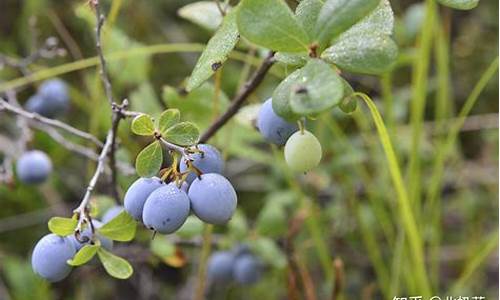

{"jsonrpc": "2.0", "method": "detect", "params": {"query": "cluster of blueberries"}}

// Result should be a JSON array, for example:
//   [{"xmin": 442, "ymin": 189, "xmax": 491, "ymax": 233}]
[
  {"xmin": 257, "ymin": 98, "xmax": 322, "ymax": 173},
  {"xmin": 124, "ymin": 144, "xmax": 237, "ymax": 234},
  {"xmin": 207, "ymin": 245, "xmax": 262, "ymax": 286},
  {"xmin": 14, "ymin": 79, "xmax": 70, "ymax": 185},
  {"xmin": 31, "ymin": 217, "xmax": 115, "ymax": 282}
]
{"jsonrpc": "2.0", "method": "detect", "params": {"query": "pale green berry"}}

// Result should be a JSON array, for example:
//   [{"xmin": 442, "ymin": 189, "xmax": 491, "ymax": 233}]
[{"xmin": 284, "ymin": 130, "xmax": 322, "ymax": 173}]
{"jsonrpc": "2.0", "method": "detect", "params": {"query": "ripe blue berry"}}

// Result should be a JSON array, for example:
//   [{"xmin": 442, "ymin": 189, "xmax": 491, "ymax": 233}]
[
  {"xmin": 16, "ymin": 150, "xmax": 53, "ymax": 184},
  {"xmin": 234, "ymin": 254, "xmax": 261, "ymax": 284},
  {"xmin": 142, "ymin": 183, "xmax": 190, "ymax": 234},
  {"xmin": 257, "ymin": 98, "xmax": 298, "ymax": 146},
  {"xmin": 69, "ymin": 220, "xmax": 113, "ymax": 251},
  {"xmin": 25, "ymin": 79, "xmax": 69, "ymax": 118},
  {"xmin": 124, "ymin": 177, "xmax": 163, "ymax": 221},
  {"xmin": 31, "ymin": 234, "xmax": 76, "ymax": 282},
  {"xmin": 207, "ymin": 251, "xmax": 236, "ymax": 284},
  {"xmin": 179, "ymin": 144, "xmax": 224, "ymax": 184},
  {"xmin": 102, "ymin": 205, "xmax": 124, "ymax": 223},
  {"xmin": 188, "ymin": 173, "xmax": 237, "ymax": 225}
]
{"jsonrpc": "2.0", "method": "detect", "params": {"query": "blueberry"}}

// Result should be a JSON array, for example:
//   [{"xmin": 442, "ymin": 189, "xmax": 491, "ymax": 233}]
[
  {"xmin": 16, "ymin": 150, "xmax": 53, "ymax": 184},
  {"xmin": 142, "ymin": 183, "xmax": 190, "ymax": 234},
  {"xmin": 68, "ymin": 220, "xmax": 113, "ymax": 251},
  {"xmin": 124, "ymin": 177, "xmax": 163, "ymax": 221},
  {"xmin": 179, "ymin": 144, "xmax": 224, "ymax": 184},
  {"xmin": 188, "ymin": 173, "xmax": 237, "ymax": 225},
  {"xmin": 31, "ymin": 234, "xmax": 76, "ymax": 282},
  {"xmin": 257, "ymin": 98, "xmax": 298, "ymax": 146},
  {"xmin": 234, "ymin": 254, "xmax": 261, "ymax": 284},
  {"xmin": 25, "ymin": 79, "xmax": 69, "ymax": 118},
  {"xmin": 102, "ymin": 205, "xmax": 124, "ymax": 223},
  {"xmin": 207, "ymin": 251, "xmax": 236, "ymax": 284}
]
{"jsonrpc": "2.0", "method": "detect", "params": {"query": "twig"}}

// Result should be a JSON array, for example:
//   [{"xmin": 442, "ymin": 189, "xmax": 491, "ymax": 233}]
[
  {"xmin": 0, "ymin": 98, "xmax": 103, "ymax": 147},
  {"xmin": 199, "ymin": 51, "xmax": 275, "ymax": 142},
  {"xmin": 73, "ymin": 130, "xmax": 113, "ymax": 231}
]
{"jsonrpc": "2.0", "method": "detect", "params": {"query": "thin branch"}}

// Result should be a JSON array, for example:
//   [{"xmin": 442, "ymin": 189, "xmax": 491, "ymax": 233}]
[
  {"xmin": 199, "ymin": 51, "xmax": 275, "ymax": 143},
  {"xmin": 94, "ymin": 3, "xmax": 115, "ymax": 106},
  {"xmin": 0, "ymin": 98, "xmax": 103, "ymax": 147},
  {"xmin": 73, "ymin": 130, "xmax": 113, "ymax": 230}
]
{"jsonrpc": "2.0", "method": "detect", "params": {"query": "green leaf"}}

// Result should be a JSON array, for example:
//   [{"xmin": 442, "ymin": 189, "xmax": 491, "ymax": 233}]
[
  {"xmin": 295, "ymin": 0, "xmax": 323, "ymax": 39},
  {"xmin": 436, "ymin": 0, "xmax": 479, "ymax": 10},
  {"xmin": 150, "ymin": 238, "xmax": 175, "ymax": 258},
  {"xmin": 158, "ymin": 109, "xmax": 180, "ymax": 135},
  {"xmin": 322, "ymin": 0, "xmax": 397, "ymax": 75},
  {"xmin": 314, "ymin": 0, "xmax": 380, "ymax": 47},
  {"xmin": 178, "ymin": 1, "xmax": 227, "ymax": 31},
  {"xmin": 272, "ymin": 72, "xmax": 304, "ymax": 122},
  {"xmin": 97, "ymin": 211, "xmax": 137, "ymax": 242},
  {"xmin": 97, "ymin": 248, "xmax": 133, "ymax": 279},
  {"xmin": 186, "ymin": 9, "xmax": 239, "ymax": 92},
  {"xmin": 274, "ymin": 59, "xmax": 343, "ymax": 117},
  {"xmin": 237, "ymin": 0, "xmax": 310, "ymax": 52},
  {"xmin": 163, "ymin": 122, "xmax": 200, "ymax": 146},
  {"xmin": 322, "ymin": 33, "xmax": 398, "ymax": 74},
  {"xmin": 275, "ymin": 52, "xmax": 308, "ymax": 67},
  {"xmin": 135, "ymin": 141, "xmax": 163, "ymax": 177},
  {"xmin": 67, "ymin": 244, "xmax": 99, "ymax": 266},
  {"xmin": 252, "ymin": 237, "xmax": 287, "ymax": 269},
  {"xmin": 48, "ymin": 217, "xmax": 77, "ymax": 236},
  {"xmin": 131, "ymin": 114, "xmax": 155, "ymax": 136}
]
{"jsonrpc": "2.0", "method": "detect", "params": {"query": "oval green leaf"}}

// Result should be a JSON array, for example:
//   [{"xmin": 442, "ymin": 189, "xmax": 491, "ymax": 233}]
[
  {"xmin": 237, "ymin": 0, "xmax": 310, "ymax": 52},
  {"xmin": 48, "ymin": 217, "xmax": 77, "ymax": 236},
  {"xmin": 163, "ymin": 122, "xmax": 200, "ymax": 146},
  {"xmin": 67, "ymin": 244, "xmax": 99, "ymax": 266},
  {"xmin": 158, "ymin": 109, "xmax": 180, "ymax": 135},
  {"xmin": 322, "ymin": 33, "xmax": 398, "ymax": 75},
  {"xmin": 186, "ymin": 9, "xmax": 239, "ymax": 92},
  {"xmin": 131, "ymin": 114, "xmax": 155, "ymax": 136},
  {"xmin": 97, "ymin": 248, "xmax": 133, "ymax": 279},
  {"xmin": 97, "ymin": 211, "xmax": 137, "ymax": 242},
  {"xmin": 314, "ymin": 0, "xmax": 380, "ymax": 47},
  {"xmin": 135, "ymin": 141, "xmax": 163, "ymax": 178}
]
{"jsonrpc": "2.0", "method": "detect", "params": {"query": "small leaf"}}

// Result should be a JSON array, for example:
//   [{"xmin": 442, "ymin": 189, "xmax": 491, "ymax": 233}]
[
  {"xmin": 339, "ymin": 79, "xmax": 358, "ymax": 114},
  {"xmin": 272, "ymin": 72, "xmax": 304, "ymax": 122},
  {"xmin": 176, "ymin": 216, "xmax": 204, "ymax": 239},
  {"xmin": 67, "ymin": 244, "xmax": 99, "ymax": 266},
  {"xmin": 97, "ymin": 248, "xmax": 133, "ymax": 279},
  {"xmin": 48, "ymin": 217, "xmax": 77, "ymax": 236},
  {"xmin": 273, "ymin": 59, "xmax": 343, "ymax": 118},
  {"xmin": 158, "ymin": 109, "xmax": 180, "ymax": 134},
  {"xmin": 436, "ymin": 0, "xmax": 479, "ymax": 10},
  {"xmin": 178, "ymin": 1, "xmax": 227, "ymax": 31},
  {"xmin": 237, "ymin": 0, "xmax": 310, "ymax": 52},
  {"xmin": 289, "ymin": 59, "xmax": 344, "ymax": 114},
  {"xmin": 314, "ymin": 0, "xmax": 380, "ymax": 47},
  {"xmin": 97, "ymin": 211, "xmax": 137, "ymax": 242},
  {"xmin": 163, "ymin": 122, "xmax": 200, "ymax": 146},
  {"xmin": 186, "ymin": 9, "xmax": 239, "ymax": 92},
  {"xmin": 295, "ymin": 0, "xmax": 323, "ymax": 39},
  {"xmin": 131, "ymin": 114, "xmax": 155, "ymax": 136},
  {"xmin": 322, "ymin": 33, "xmax": 398, "ymax": 75},
  {"xmin": 135, "ymin": 141, "xmax": 163, "ymax": 177},
  {"xmin": 256, "ymin": 202, "xmax": 287, "ymax": 238}
]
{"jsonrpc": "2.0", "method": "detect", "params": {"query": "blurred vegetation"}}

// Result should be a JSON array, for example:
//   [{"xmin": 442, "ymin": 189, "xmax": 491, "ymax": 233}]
[{"xmin": 0, "ymin": 0, "xmax": 498, "ymax": 299}]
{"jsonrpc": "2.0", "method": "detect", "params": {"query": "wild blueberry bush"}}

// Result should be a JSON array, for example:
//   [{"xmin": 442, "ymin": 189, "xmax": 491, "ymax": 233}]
[{"xmin": 0, "ymin": 0, "xmax": 497, "ymax": 299}]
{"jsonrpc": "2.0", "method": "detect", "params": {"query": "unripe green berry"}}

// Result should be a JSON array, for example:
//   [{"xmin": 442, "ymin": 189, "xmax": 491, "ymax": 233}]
[{"xmin": 284, "ymin": 130, "xmax": 322, "ymax": 173}]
